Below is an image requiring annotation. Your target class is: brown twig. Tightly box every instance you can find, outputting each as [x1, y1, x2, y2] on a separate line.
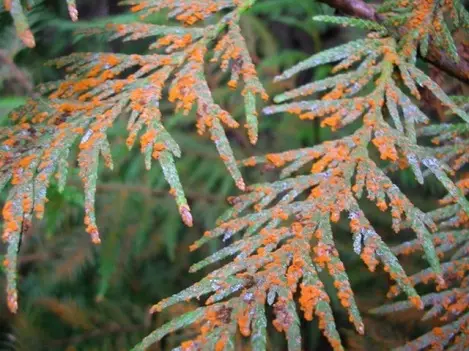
[318, 0, 469, 84]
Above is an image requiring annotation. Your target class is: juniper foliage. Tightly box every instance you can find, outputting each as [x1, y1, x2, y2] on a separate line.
[1, 0, 469, 350]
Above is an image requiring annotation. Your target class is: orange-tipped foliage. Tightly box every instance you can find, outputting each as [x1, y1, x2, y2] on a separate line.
[372, 99, 469, 350]
[3, 0, 78, 47]
[134, 8, 469, 350]
[0, 0, 265, 313]
[2, 1, 469, 350]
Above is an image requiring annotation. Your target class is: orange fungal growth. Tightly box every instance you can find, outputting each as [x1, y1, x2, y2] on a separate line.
[2, 0, 469, 349]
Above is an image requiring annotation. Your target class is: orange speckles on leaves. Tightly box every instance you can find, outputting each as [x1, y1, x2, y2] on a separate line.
[256, 247, 266, 256]
[140, 129, 157, 152]
[321, 114, 341, 131]
[17, 155, 36, 169]
[311, 144, 350, 174]
[156, 34, 193, 50]
[376, 199, 388, 211]
[79, 132, 103, 151]
[372, 136, 399, 161]
[188, 46, 206, 63]
[298, 112, 316, 120]
[2, 138, 16, 148]
[349, 218, 361, 233]
[243, 156, 257, 167]
[323, 84, 345, 101]
[272, 298, 293, 333]
[217, 110, 239, 129]
[169, 188, 177, 197]
[286, 255, 304, 290]
[112, 81, 125, 93]
[2, 201, 20, 240]
[56, 103, 79, 114]
[287, 107, 302, 115]
[313, 242, 332, 267]
[272, 208, 289, 220]
[34, 203, 45, 219]
[314, 229, 323, 240]
[32, 111, 48, 124]
[266, 153, 286, 168]
[21, 196, 32, 214]
[407, 0, 435, 30]
[456, 178, 469, 192]
[86, 64, 103, 78]
[100, 54, 120, 67]
[409, 296, 424, 310]
[169, 74, 197, 113]
[152, 142, 166, 159]
[84, 215, 100, 244]
[130, 87, 154, 113]
[130, 3, 147, 12]
[330, 211, 340, 223]
[382, 47, 400, 65]
[389, 196, 405, 219]
[11, 155, 36, 185]
[237, 308, 251, 337]
[214, 337, 227, 351]
[334, 280, 353, 308]
[311, 157, 331, 174]
[432, 327, 445, 338]
[261, 230, 277, 246]
[299, 283, 328, 321]
[361, 242, 379, 272]
[19, 123, 30, 130]
[386, 285, 400, 299]
[227, 79, 237, 89]
[180, 340, 198, 351]
[172, 2, 219, 25]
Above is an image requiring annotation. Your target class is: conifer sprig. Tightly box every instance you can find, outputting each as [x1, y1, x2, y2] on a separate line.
[372, 194, 469, 350]
[371, 99, 469, 350]
[136, 10, 469, 350]
[378, 0, 469, 62]
[2, 1, 469, 350]
[0, 0, 266, 314]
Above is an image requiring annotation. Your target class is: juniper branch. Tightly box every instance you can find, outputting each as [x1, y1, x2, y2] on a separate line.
[318, 0, 469, 84]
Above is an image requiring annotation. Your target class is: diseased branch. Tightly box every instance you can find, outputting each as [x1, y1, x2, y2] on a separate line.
[318, 0, 469, 84]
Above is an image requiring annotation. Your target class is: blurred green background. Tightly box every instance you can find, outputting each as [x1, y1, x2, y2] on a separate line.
[0, 0, 456, 350]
